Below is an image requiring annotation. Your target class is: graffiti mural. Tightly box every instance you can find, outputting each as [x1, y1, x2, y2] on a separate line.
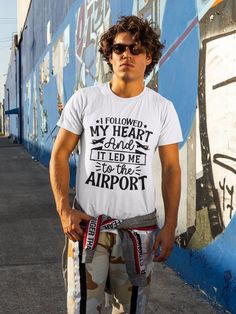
[52, 25, 70, 114]
[24, 79, 31, 150]
[173, 0, 236, 250]
[75, 0, 111, 88]
[17, 0, 236, 252]
[133, 0, 161, 88]
[5, 0, 236, 310]
[39, 52, 50, 134]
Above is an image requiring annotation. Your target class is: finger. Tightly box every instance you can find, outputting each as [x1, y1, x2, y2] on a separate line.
[164, 246, 174, 260]
[154, 246, 172, 262]
[67, 231, 77, 242]
[74, 225, 84, 236]
[154, 246, 166, 262]
[74, 230, 83, 241]
[152, 236, 161, 253]
[80, 212, 93, 221]
[68, 221, 84, 236]
[68, 229, 83, 242]
[153, 239, 167, 261]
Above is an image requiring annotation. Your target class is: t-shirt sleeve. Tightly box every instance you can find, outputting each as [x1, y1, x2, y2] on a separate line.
[157, 101, 183, 146]
[57, 92, 83, 135]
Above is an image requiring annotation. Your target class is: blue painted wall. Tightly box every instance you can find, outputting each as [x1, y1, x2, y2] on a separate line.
[5, 0, 236, 312]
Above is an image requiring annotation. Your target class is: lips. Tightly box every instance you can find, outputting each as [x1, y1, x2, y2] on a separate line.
[120, 63, 134, 68]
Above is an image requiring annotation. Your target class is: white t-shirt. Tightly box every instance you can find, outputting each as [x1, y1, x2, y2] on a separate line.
[57, 82, 183, 219]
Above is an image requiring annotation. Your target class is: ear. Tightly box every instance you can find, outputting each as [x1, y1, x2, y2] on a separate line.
[146, 53, 152, 65]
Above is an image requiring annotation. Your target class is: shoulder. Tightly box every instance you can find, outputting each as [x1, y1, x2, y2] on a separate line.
[146, 87, 172, 104]
[65, 83, 107, 109]
[145, 87, 174, 115]
[76, 83, 107, 99]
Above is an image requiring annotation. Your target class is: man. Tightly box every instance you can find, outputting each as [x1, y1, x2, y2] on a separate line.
[50, 15, 182, 314]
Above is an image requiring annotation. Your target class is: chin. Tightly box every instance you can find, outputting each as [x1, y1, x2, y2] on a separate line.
[119, 73, 133, 81]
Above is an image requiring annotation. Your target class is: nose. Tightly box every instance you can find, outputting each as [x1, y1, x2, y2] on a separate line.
[122, 46, 132, 58]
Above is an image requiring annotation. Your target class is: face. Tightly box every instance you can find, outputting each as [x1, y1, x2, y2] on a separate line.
[109, 32, 152, 83]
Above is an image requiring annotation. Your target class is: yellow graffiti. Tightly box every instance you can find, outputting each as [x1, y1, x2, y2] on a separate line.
[211, 0, 223, 8]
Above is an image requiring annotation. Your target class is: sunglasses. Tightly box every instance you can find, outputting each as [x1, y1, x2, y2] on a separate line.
[111, 43, 145, 55]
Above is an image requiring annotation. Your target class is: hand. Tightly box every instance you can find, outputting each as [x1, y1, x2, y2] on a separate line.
[152, 226, 175, 262]
[60, 208, 92, 242]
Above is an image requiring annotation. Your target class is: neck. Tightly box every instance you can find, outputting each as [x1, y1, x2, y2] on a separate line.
[109, 77, 145, 98]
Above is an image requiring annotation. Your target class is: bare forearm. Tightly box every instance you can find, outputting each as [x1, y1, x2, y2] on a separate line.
[49, 154, 71, 215]
[48, 129, 92, 242]
[154, 143, 181, 262]
[162, 166, 181, 230]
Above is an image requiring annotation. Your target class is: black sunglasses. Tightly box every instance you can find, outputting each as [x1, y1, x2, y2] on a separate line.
[111, 43, 145, 55]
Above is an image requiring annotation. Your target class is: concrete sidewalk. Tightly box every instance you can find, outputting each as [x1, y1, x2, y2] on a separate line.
[0, 136, 224, 314]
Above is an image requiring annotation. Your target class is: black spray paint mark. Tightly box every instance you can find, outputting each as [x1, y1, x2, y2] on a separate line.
[213, 154, 236, 175]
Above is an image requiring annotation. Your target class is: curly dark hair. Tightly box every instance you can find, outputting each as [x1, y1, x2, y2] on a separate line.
[99, 15, 164, 77]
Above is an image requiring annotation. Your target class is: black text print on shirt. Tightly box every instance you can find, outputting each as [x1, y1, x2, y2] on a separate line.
[85, 117, 153, 191]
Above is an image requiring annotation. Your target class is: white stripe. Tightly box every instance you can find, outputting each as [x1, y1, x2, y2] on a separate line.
[67, 240, 81, 314]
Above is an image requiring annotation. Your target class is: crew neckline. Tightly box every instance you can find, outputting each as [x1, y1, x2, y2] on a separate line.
[106, 82, 147, 102]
